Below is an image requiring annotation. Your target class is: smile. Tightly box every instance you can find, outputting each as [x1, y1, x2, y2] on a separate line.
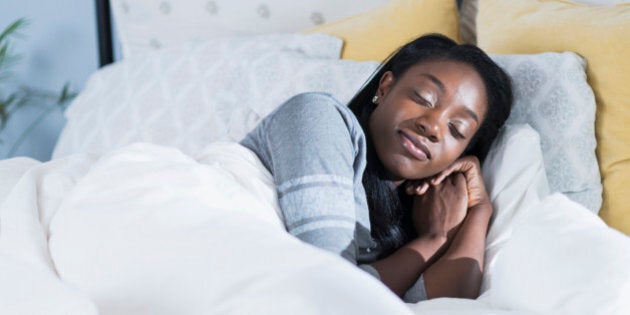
[398, 130, 431, 161]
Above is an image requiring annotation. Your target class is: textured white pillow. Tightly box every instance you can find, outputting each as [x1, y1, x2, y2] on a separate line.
[52, 34, 379, 159]
[491, 52, 601, 213]
[111, 0, 388, 58]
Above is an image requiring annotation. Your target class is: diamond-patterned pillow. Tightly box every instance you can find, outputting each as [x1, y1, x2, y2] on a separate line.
[53, 34, 378, 161]
[491, 52, 601, 212]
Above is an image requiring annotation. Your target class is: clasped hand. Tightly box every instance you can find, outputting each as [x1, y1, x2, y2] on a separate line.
[405, 156, 491, 240]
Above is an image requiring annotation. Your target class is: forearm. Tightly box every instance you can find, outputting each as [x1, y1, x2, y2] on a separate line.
[423, 204, 493, 299]
[369, 235, 448, 297]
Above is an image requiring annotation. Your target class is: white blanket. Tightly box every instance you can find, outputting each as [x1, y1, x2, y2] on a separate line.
[1, 141, 629, 315]
[0, 143, 409, 314]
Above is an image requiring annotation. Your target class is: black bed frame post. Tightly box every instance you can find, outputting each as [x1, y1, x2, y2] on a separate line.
[96, 0, 114, 67]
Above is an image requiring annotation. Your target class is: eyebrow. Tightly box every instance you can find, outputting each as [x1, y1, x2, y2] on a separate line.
[464, 107, 479, 124]
[420, 74, 446, 94]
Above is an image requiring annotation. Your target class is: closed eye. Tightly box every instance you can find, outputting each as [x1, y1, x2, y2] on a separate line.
[449, 123, 466, 139]
[413, 92, 433, 108]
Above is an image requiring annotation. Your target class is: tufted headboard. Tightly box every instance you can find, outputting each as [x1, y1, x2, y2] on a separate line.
[94, 0, 465, 67]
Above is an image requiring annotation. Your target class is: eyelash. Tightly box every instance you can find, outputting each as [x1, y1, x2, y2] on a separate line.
[414, 94, 432, 108]
[415, 94, 466, 140]
[449, 124, 465, 139]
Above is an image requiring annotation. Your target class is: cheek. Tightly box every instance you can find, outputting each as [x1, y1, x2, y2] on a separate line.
[438, 140, 469, 166]
[368, 105, 396, 140]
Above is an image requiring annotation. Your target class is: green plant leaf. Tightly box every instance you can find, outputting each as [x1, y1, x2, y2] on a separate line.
[0, 105, 8, 127]
[0, 43, 8, 61]
[0, 93, 16, 128]
[0, 93, 18, 126]
[0, 18, 78, 155]
[58, 83, 69, 103]
[0, 18, 28, 44]
[0, 18, 27, 83]
[57, 82, 77, 110]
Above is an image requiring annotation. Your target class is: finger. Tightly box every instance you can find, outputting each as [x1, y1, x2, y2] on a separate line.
[432, 167, 455, 185]
[405, 180, 419, 195]
[406, 184, 414, 195]
[446, 173, 456, 186]
[453, 172, 466, 189]
[417, 182, 430, 195]
[432, 159, 472, 185]
[407, 181, 429, 195]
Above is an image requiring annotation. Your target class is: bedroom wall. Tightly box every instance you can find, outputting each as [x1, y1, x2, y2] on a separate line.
[0, 0, 99, 161]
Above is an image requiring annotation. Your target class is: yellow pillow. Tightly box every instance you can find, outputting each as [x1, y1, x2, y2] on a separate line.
[306, 0, 461, 61]
[477, 0, 630, 233]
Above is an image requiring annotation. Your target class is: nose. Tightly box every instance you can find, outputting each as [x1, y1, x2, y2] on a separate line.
[414, 115, 441, 143]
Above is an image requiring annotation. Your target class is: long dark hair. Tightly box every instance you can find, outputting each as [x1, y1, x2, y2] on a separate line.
[348, 34, 513, 257]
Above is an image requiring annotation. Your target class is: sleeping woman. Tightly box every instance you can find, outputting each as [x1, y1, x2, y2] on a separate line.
[240, 34, 512, 302]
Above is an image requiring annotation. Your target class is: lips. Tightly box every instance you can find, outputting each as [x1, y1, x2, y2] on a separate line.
[399, 129, 431, 161]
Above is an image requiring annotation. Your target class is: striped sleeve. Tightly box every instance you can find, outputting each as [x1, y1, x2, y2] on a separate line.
[241, 92, 361, 262]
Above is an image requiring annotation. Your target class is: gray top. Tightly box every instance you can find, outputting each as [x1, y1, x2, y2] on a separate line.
[240, 92, 427, 303]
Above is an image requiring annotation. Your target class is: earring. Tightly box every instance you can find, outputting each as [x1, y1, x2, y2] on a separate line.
[372, 95, 379, 104]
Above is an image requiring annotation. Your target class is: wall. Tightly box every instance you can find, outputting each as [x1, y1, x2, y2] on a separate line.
[0, 0, 99, 161]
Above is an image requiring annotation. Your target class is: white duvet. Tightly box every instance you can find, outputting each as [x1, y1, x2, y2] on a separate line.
[1, 131, 629, 314]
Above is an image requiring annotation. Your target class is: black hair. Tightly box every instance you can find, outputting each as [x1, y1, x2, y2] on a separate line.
[348, 34, 513, 257]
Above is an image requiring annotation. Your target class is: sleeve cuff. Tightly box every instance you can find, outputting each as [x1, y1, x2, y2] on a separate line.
[403, 274, 428, 303]
[358, 264, 428, 303]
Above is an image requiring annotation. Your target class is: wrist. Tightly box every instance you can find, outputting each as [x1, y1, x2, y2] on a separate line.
[407, 234, 448, 257]
[470, 202, 493, 219]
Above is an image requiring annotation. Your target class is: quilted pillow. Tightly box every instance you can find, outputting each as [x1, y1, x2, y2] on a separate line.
[490, 52, 601, 213]
[52, 34, 379, 159]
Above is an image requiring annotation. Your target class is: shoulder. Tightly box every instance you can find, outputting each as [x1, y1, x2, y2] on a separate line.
[271, 92, 347, 120]
[268, 92, 362, 138]
[241, 92, 367, 172]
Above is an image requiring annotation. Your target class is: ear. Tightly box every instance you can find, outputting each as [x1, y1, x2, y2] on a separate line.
[377, 71, 395, 98]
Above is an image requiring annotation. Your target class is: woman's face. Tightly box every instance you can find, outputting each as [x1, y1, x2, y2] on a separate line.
[368, 60, 488, 184]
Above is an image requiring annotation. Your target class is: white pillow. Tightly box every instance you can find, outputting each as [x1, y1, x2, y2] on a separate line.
[480, 123, 550, 296]
[490, 193, 630, 314]
[52, 34, 379, 159]
[479, 123, 630, 314]
[111, 0, 388, 58]
[491, 52, 601, 213]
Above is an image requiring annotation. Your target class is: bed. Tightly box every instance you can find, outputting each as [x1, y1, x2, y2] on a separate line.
[1, 0, 629, 314]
